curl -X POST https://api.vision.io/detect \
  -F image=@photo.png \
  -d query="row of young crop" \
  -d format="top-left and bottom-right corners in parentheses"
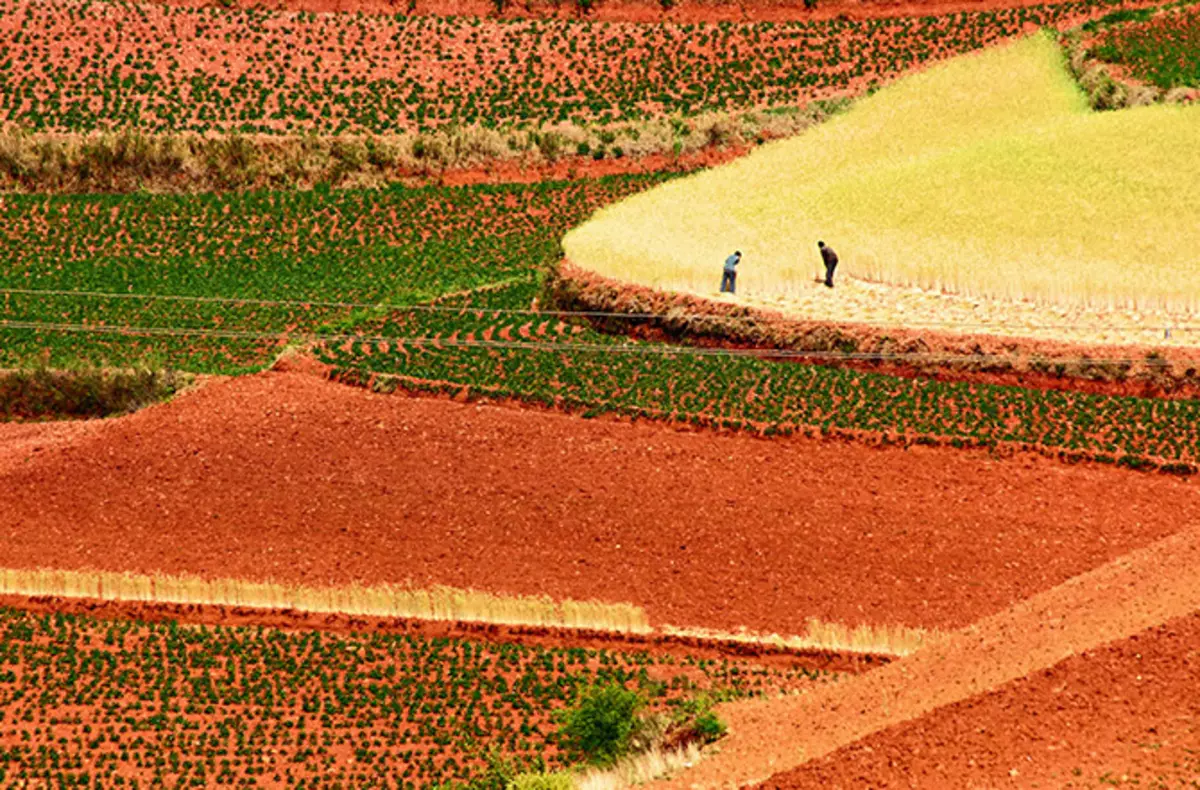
top-left (0, 176), bottom-right (672, 371)
top-left (0, 0), bottom-right (1126, 134)
top-left (0, 607), bottom-right (812, 788)
top-left (320, 277), bottom-right (1200, 470)
top-left (1089, 3), bottom-right (1200, 89)
top-left (4, 176), bottom-right (1197, 467)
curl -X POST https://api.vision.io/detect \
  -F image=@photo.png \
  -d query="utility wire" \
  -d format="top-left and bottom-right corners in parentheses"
top-left (1, 286), bottom-right (1198, 333)
top-left (0, 317), bottom-right (1181, 366)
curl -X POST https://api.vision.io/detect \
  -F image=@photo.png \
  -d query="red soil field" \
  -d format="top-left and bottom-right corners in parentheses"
top-left (761, 613), bottom-right (1200, 787)
top-left (1, 367), bottom-right (1198, 636)
top-left (652, 517), bottom-right (1200, 790)
top-left (0, 0), bottom-right (1094, 135)
top-left (159, 0), bottom-right (1129, 23)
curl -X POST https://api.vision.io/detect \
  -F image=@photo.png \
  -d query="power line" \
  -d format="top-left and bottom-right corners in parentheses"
top-left (2, 285), bottom-right (1199, 334)
top-left (0, 317), bottom-right (1180, 367)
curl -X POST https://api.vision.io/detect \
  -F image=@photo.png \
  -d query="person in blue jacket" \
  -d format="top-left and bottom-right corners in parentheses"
top-left (720, 251), bottom-right (742, 294)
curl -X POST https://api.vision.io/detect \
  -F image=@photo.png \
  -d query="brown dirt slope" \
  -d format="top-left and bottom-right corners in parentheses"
top-left (757, 612), bottom-right (1200, 788)
top-left (651, 521), bottom-right (1200, 790)
top-left (0, 368), bottom-right (1197, 635)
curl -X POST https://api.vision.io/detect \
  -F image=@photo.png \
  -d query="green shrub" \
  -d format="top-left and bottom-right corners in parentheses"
top-left (692, 712), bottom-right (727, 742)
top-left (0, 367), bottom-right (185, 421)
top-left (557, 684), bottom-right (644, 766)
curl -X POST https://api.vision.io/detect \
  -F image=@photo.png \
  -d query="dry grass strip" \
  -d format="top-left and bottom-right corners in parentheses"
top-left (0, 567), bottom-right (930, 657)
top-left (661, 618), bottom-right (935, 658)
top-left (0, 567), bottom-right (651, 634)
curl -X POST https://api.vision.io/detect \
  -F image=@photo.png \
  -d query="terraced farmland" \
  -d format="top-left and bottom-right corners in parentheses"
top-left (0, 176), bottom-right (673, 371)
top-left (0, 0), bottom-right (1123, 134)
top-left (5, 175), bottom-right (1200, 469)
top-left (0, 606), bottom-right (811, 787)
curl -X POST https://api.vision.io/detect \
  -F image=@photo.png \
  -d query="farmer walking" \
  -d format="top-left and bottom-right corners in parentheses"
top-left (818, 240), bottom-right (839, 288)
top-left (721, 251), bottom-right (742, 294)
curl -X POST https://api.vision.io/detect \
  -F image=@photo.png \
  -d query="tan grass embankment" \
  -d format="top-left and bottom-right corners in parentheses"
top-left (0, 567), bottom-right (934, 657)
top-left (662, 619), bottom-right (936, 658)
top-left (575, 743), bottom-right (704, 790)
top-left (0, 103), bottom-right (842, 194)
top-left (0, 568), bottom-right (651, 634)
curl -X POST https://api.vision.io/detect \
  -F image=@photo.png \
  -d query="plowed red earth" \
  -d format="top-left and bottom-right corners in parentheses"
top-left (762, 614), bottom-right (1200, 788)
top-left (1, 368), bottom-right (1197, 635)
top-left (653, 518), bottom-right (1200, 790)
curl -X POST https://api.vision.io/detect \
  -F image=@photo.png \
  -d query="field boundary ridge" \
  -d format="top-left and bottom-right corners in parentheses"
top-left (550, 261), bottom-right (1200, 397)
top-left (0, 567), bottom-right (922, 662)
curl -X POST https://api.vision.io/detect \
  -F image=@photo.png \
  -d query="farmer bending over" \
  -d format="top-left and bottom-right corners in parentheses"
top-left (721, 251), bottom-right (742, 294)
top-left (818, 240), bottom-right (839, 288)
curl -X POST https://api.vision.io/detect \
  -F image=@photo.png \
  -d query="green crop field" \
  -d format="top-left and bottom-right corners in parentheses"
top-left (1091, 4), bottom-right (1200, 88)
top-left (4, 173), bottom-right (1199, 470)
top-left (0, 607), bottom-right (812, 788)
top-left (0, 0), bottom-right (1123, 135)
top-left (0, 176), bottom-right (673, 371)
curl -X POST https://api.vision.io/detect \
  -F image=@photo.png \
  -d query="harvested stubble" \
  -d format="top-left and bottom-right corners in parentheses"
top-left (661, 619), bottom-right (937, 658)
top-left (565, 33), bottom-right (1200, 313)
top-left (0, 567), bottom-right (651, 633)
top-left (574, 743), bottom-right (704, 790)
top-left (0, 568), bottom-right (927, 657)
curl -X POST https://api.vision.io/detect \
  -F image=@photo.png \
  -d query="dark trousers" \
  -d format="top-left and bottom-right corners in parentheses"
top-left (720, 269), bottom-right (737, 294)
top-left (824, 260), bottom-right (838, 287)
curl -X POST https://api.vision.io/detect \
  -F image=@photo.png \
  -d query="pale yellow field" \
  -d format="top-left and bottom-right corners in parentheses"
top-left (564, 33), bottom-right (1200, 314)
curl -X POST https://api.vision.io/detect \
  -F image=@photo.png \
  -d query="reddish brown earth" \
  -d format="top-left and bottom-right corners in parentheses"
top-left (160, 0), bottom-right (1131, 23)
top-left (653, 519), bottom-right (1200, 790)
top-left (1, 367), bottom-right (1198, 636)
top-left (760, 614), bottom-right (1200, 788)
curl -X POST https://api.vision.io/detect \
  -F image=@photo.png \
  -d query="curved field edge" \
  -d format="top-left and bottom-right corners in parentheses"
top-left (0, 568), bottom-right (929, 659)
top-left (331, 293), bottom-right (1200, 473)
top-left (562, 32), bottom-right (1200, 315)
top-left (650, 521), bottom-right (1200, 790)
top-left (550, 261), bottom-right (1200, 394)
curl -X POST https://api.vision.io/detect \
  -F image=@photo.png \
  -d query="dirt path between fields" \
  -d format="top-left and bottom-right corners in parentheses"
top-left (653, 521), bottom-right (1200, 790)
top-left (1, 367), bottom-right (1197, 637)
top-left (757, 609), bottom-right (1200, 787)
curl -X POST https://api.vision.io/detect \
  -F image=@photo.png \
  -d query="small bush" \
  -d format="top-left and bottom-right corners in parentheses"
top-left (692, 712), bottom-right (726, 742)
top-left (0, 367), bottom-right (185, 421)
top-left (557, 683), bottom-right (644, 766)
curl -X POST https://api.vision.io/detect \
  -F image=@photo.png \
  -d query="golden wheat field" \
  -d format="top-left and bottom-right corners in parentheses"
top-left (564, 33), bottom-right (1200, 314)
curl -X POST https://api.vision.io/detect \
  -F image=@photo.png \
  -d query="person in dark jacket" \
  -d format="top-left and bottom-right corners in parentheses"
top-left (720, 251), bottom-right (742, 294)
top-left (818, 241), bottom-right (839, 288)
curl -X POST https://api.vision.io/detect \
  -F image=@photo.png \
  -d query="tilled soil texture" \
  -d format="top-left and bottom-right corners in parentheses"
top-left (650, 519), bottom-right (1200, 790)
top-left (0, 0), bottom-right (1111, 135)
top-left (758, 613), bottom-right (1200, 788)
top-left (1, 369), bottom-right (1198, 635)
